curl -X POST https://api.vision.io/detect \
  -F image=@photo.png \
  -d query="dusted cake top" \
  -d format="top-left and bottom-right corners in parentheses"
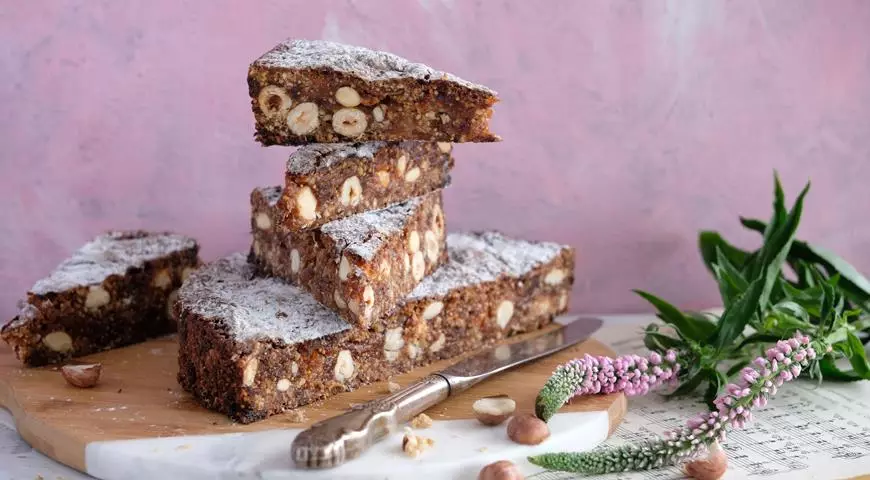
top-left (256, 186), bottom-right (430, 262)
top-left (409, 231), bottom-right (567, 300)
top-left (252, 39), bottom-right (496, 95)
top-left (286, 142), bottom-right (386, 175)
top-left (178, 253), bottom-right (350, 344)
top-left (31, 231), bottom-right (197, 295)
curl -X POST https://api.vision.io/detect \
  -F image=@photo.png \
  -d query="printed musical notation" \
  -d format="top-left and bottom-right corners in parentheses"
top-left (529, 327), bottom-right (870, 480)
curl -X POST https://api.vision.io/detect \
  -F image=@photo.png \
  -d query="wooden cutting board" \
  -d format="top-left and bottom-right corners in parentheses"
top-left (0, 323), bottom-right (625, 479)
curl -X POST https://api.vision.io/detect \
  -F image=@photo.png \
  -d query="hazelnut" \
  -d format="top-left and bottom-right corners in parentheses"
top-left (431, 205), bottom-right (445, 238)
top-left (684, 440), bottom-right (727, 480)
top-left (340, 176), bottom-right (363, 207)
top-left (506, 413), bottom-right (550, 445)
top-left (396, 155), bottom-right (407, 176)
top-left (61, 363), bottom-right (102, 388)
top-left (411, 251), bottom-right (425, 282)
top-left (473, 395), bottom-right (516, 426)
top-left (387, 380), bottom-right (402, 393)
top-left (544, 269), bottom-right (566, 285)
top-left (437, 142), bottom-right (452, 154)
top-left (290, 249), bottom-right (301, 274)
top-left (242, 357), bottom-right (259, 386)
top-left (287, 102), bottom-right (320, 135)
top-left (333, 289), bottom-right (347, 310)
top-left (332, 108), bottom-right (367, 137)
top-left (402, 429), bottom-right (434, 458)
top-left (335, 86), bottom-right (361, 107)
top-left (339, 255), bottom-right (352, 281)
top-left (152, 269), bottom-right (172, 289)
top-left (277, 378), bottom-right (291, 392)
top-left (408, 231), bottom-right (420, 253)
top-left (295, 186), bottom-right (317, 221)
top-left (84, 285), bottom-right (110, 310)
top-left (429, 333), bottom-right (446, 353)
top-left (478, 460), bottom-right (524, 480)
top-left (495, 300), bottom-right (515, 329)
top-left (257, 85), bottom-right (292, 116)
top-left (334, 350), bottom-right (355, 382)
top-left (422, 301), bottom-right (444, 321)
top-left (376, 170), bottom-right (390, 187)
top-left (404, 167), bottom-right (421, 183)
top-left (424, 230), bottom-right (439, 262)
top-left (166, 289), bottom-right (179, 320)
top-left (254, 212), bottom-right (272, 230)
top-left (372, 105), bottom-right (385, 122)
top-left (43, 331), bottom-right (73, 353)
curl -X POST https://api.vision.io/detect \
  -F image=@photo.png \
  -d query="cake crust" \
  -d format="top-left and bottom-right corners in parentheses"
top-left (247, 39), bottom-right (500, 145)
top-left (1, 231), bottom-right (200, 366)
top-left (177, 232), bottom-right (574, 423)
top-left (280, 141), bottom-right (454, 230)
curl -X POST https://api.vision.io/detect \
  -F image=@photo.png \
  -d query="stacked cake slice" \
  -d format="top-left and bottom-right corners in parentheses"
top-left (175, 39), bottom-right (576, 422)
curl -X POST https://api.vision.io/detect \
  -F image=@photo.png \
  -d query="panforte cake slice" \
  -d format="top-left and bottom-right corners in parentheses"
top-left (177, 231), bottom-right (573, 423)
top-left (280, 141), bottom-right (454, 230)
top-left (1, 231), bottom-right (200, 366)
top-left (251, 187), bottom-right (446, 328)
top-left (248, 39), bottom-right (499, 145)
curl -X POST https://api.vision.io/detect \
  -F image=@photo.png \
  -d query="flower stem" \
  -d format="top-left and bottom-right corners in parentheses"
top-left (529, 334), bottom-right (822, 474)
top-left (535, 350), bottom-right (681, 422)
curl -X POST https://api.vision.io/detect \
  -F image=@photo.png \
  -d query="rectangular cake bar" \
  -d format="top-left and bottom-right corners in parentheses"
top-left (251, 187), bottom-right (446, 329)
top-left (177, 232), bottom-right (574, 423)
top-left (1, 231), bottom-right (200, 366)
top-left (280, 141), bottom-right (454, 230)
top-left (247, 39), bottom-right (500, 145)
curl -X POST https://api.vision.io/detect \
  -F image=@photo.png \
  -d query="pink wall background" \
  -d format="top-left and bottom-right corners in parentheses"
top-left (3, 1), bottom-right (870, 322)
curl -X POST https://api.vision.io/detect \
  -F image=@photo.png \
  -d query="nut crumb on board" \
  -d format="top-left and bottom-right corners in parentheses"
top-left (409, 412), bottom-right (433, 429)
top-left (387, 379), bottom-right (401, 393)
top-left (402, 428), bottom-right (435, 458)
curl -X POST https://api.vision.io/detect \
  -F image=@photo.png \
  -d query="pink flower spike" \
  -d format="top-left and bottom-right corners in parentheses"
top-left (665, 350), bottom-right (677, 363)
top-left (649, 352), bottom-right (662, 365)
top-left (808, 348), bottom-right (817, 359)
top-left (790, 365), bottom-right (801, 377)
top-left (782, 357), bottom-right (792, 366)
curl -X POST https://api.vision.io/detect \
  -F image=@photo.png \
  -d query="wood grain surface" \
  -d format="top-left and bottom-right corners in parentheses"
top-left (0, 324), bottom-right (625, 473)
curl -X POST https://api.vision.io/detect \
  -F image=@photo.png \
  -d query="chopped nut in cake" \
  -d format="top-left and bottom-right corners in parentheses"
top-left (1, 231), bottom-right (200, 366)
top-left (247, 39), bottom-right (500, 145)
top-left (279, 142), bottom-right (454, 230)
top-left (177, 230), bottom-right (573, 423)
top-left (250, 187), bottom-right (446, 329)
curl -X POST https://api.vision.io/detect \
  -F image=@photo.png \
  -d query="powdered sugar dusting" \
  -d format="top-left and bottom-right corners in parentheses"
top-left (257, 186), bottom-right (283, 206)
top-left (287, 142), bottom-right (386, 175)
top-left (319, 196), bottom-right (424, 261)
top-left (30, 231), bottom-right (197, 295)
top-left (178, 253), bottom-right (349, 344)
top-left (253, 39), bottom-right (496, 96)
top-left (409, 232), bottom-right (567, 300)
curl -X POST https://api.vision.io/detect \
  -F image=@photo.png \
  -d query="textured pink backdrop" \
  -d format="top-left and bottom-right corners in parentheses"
top-left (3, 1), bottom-right (870, 322)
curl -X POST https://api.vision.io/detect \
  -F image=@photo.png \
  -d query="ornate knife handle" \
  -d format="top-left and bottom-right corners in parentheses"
top-left (291, 374), bottom-right (450, 469)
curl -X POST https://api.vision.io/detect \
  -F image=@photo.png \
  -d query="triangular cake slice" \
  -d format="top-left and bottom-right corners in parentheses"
top-left (251, 186), bottom-right (446, 329)
top-left (248, 39), bottom-right (500, 145)
top-left (280, 141), bottom-right (454, 230)
top-left (2, 231), bottom-right (200, 366)
top-left (176, 232), bottom-right (574, 423)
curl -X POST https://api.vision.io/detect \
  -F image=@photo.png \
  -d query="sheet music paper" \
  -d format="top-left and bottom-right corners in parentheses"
top-left (529, 322), bottom-right (870, 480)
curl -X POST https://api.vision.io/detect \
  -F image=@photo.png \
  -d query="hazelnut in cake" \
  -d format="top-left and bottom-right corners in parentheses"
top-left (1, 231), bottom-right (200, 366)
top-left (250, 187), bottom-right (446, 329)
top-left (280, 141), bottom-right (454, 230)
top-left (247, 39), bottom-right (500, 145)
top-left (177, 231), bottom-right (574, 423)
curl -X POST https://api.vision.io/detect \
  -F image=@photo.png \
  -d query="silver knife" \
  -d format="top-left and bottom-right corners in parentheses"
top-left (290, 315), bottom-right (603, 469)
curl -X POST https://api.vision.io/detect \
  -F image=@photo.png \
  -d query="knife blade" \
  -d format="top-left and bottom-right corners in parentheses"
top-left (290, 315), bottom-right (603, 469)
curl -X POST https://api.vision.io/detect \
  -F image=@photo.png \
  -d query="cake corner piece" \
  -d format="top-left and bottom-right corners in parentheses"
top-left (1, 230), bottom-right (201, 366)
top-left (247, 39), bottom-right (500, 145)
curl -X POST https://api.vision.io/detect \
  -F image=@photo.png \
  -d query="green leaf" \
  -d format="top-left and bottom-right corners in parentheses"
top-left (726, 360), bottom-right (751, 377)
top-left (735, 332), bottom-right (783, 351)
top-left (741, 219), bottom-right (870, 309)
top-left (634, 290), bottom-right (716, 342)
top-left (664, 367), bottom-right (706, 398)
top-left (698, 231), bottom-right (750, 274)
top-left (703, 369), bottom-right (728, 407)
top-left (712, 276), bottom-right (766, 350)
top-left (739, 217), bottom-right (767, 234)
top-left (643, 329), bottom-right (683, 351)
top-left (712, 247), bottom-right (750, 305)
top-left (845, 331), bottom-right (870, 378)
top-left (819, 357), bottom-right (866, 381)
